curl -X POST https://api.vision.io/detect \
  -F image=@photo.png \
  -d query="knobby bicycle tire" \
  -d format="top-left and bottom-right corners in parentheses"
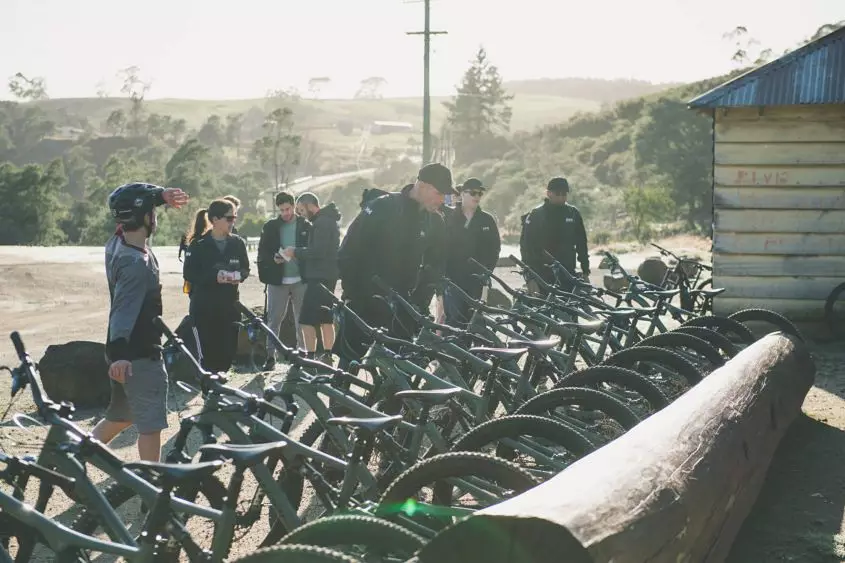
top-left (670, 326), bottom-right (738, 359)
top-left (228, 543), bottom-right (363, 563)
top-left (514, 385), bottom-right (641, 430)
top-left (376, 451), bottom-right (538, 517)
top-left (279, 514), bottom-right (425, 560)
top-left (554, 365), bottom-right (670, 413)
top-left (680, 315), bottom-right (755, 345)
top-left (824, 282), bottom-right (845, 341)
top-left (633, 332), bottom-right (725, 371)
top-left (728, 307), bottom-right (804, 342)
top-left (449, 414), bottom-right (596, 465)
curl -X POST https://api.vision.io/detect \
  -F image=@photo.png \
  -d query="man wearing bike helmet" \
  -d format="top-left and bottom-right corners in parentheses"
top-left (92, 182), bottom-right (188, 462)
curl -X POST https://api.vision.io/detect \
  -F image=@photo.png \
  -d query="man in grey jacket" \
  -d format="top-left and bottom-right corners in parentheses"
top-left (283, 192), bottom-right (341, 362)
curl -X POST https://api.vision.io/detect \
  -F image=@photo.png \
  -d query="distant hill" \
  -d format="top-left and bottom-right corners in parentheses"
top-left (33, 93), bottom-right (602, 138)
top-left (30, 77), bottom-right (683, 143)
top-left (503, 77), bottom-right (683, 103)
top-left (453, 70), bottom-right (744, 238)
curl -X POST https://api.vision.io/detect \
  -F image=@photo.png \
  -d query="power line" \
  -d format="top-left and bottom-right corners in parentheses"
top-left (406, 0), bottom-right (447, 165)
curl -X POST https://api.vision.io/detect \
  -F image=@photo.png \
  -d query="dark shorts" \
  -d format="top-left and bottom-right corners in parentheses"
top-left (104, 358), bottom-right (168, 434)
top-left (300, 279), bottom-right (337, 326)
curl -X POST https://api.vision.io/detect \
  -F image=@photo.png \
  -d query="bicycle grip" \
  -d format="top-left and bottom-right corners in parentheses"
top-left (10, 331), bottom-right (25, 359)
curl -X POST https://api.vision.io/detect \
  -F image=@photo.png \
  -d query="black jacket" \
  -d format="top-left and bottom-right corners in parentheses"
top-left (520, 200), bottom-right (589, 283)
top-left (338, 184), bottom-right (446, 304)
top-left (294, 203), bottom-right (341, 281)
top-left (183, 233), bottom-right (251, 303)
top-left (445, 204), bottom-right (501, 291)
top-left (256, 216), bottom-right (312, 285)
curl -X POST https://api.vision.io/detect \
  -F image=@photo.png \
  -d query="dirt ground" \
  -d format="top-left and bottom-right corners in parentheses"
top-left (0, 235), bottom-right (843, 562)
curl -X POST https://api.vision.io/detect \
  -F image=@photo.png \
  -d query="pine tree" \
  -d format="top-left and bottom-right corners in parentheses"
top-left (443, 47), bottom-right (514, 164)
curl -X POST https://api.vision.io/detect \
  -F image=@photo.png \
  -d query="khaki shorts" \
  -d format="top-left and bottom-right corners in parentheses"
top-left (104, 358), bottom-right (168, 434)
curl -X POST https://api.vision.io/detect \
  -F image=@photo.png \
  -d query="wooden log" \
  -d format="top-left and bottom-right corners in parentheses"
top-left (416, 333), bottom-right (815, 563)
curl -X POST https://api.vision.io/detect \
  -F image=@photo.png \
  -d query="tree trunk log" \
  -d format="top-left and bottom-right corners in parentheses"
top-left (417, 332), bottom-right (815, 563)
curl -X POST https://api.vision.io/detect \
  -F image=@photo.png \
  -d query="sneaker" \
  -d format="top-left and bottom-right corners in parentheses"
top-left (262, 358), bottom-right (276, 372)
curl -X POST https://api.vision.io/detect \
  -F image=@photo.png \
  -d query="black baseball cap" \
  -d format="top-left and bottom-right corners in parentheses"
top-left (460, 178), bottom-right (486, 192)
top-left (547, 177), bottom-right (570, 193)
top-left (418, 162), bottom-right (456, 195)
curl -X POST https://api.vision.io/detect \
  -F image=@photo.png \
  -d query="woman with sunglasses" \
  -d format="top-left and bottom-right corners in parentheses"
top-left (183, 198), bottom-right (250, 373)
top-left (443, 178), bottom-right (501, 327)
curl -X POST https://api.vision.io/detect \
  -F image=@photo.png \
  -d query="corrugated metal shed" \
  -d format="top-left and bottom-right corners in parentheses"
top-left (689, 26), bottom-right (845, 108)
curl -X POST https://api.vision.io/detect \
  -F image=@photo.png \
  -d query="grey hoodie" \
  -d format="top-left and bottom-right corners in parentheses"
top-left (294, 202), bottom-right (342, 281)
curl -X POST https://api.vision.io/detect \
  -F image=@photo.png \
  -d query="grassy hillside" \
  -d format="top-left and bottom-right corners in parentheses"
top-left (503, 77), bottom-right (683, 103)
top-left (445, 70), bottom-right (745, 241)
top-left (35, 94), bottom-right (600, 144)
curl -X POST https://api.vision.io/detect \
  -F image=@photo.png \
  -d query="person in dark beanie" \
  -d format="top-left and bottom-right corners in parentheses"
top-left (360, 187), bottom-right (390, 209)
top-left (519, 176), bottom-right (590, 294)
top-left (335, 162), bottom-right (454, 367)
top-left (443, 178), bottom-right (501, 327)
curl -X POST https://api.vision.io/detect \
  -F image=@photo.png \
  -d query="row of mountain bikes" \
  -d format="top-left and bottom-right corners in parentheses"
top-left (1, 247), bottom-right (803, 562)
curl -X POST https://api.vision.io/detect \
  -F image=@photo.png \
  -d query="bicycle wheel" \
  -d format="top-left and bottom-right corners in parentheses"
top-left (824, 282), bottom-right (845, 341)
top-left (633, 332), bottom-right (725, 373)
top-left (554, 365), bottom-right (669, 416)
top-left (449, 414), bottom-right (595, 480)
top-left (279, 515), bottom-right (425, 560)
top-left (670, 326), bottom-right (738, 359)
top-left (728, 308), bottom-right (804, 342)
top-left (375, 452), bottom-right (538, 536)
top-left (680, 315), bottom-right (755, 345)
top-left (513, 386), bottom-right (640, 444)
top-left (229, 544), bottom-right (362, 563)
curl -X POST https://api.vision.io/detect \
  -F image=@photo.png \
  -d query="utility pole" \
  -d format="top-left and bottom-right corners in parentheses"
top-left (406, 0), bottom-right (446, 165)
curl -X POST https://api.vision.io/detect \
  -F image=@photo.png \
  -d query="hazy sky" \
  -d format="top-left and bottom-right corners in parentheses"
top-left (1, 0), bottom-right (841, 100)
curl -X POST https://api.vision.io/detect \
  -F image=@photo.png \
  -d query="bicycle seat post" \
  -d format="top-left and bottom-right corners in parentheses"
top-left (480, 357), bottom-right (503, 401)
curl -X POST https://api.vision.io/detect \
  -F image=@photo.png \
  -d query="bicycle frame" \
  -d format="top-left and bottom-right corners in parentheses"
top-left (0, 492), bottom-right (140, 561)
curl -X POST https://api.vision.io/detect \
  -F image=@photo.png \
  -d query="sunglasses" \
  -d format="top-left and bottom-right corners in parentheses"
top-left (223, 215), bottom-right (237, 223)
top-left (462, 190), bottom-right (484, 197)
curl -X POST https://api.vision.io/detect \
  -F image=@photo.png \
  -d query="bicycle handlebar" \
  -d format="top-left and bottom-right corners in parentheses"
top-left (371, 275), bottom-right (467, 338)
top-left (10, 331), bottom-right (25, 359)
top-left (0, 451), bottom-right (76, 495)
top-left (6, 331), bottom-right (127, 470)
top-left (468, 258), bottom-right (520, 298)
top-left (318, 285), bottom-right (431, 355)
top-left (236, 302), bottom-right (345, 377)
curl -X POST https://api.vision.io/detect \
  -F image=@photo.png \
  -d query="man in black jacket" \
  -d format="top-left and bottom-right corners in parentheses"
top-left (257, 191), bottom-right (312, 370)
top-left (282, 192), bottom-right (341, 362)
top-left (335, 162), bottom-right (454, 366)
top-left (444, 178), bottom-right (501, 327)
top-left (519, 177), bottom-right (590, 294)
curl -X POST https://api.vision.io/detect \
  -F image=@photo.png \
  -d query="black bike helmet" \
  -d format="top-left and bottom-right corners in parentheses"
top-left (108, 183), bottom-right (165, 227)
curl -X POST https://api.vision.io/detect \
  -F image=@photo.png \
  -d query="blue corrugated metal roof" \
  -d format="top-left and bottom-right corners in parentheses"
top-left (689, 26), bottom-right (845, 108)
